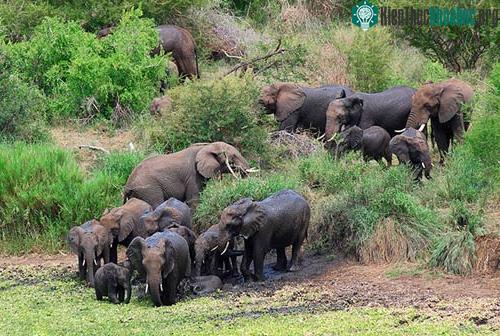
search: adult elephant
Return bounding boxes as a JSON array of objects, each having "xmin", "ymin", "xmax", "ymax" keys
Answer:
[
  {"xmin": 324, "ymin": 86, "xmax": 416, "ymax": 140},
  {"xmin": 389, "ymin": 128, "xmax": 432, "ymax": 181},
  {"xmin": 127, "ymin": 231, "xmax": 191, "ymax": 306},
  {"xmin": 259, "ymin": 83, "xmax": 353, "ymax": 133},
  {"xmin": 152, "ymin": 25, "xmax": 199, "ymax": 80},
  {"xmin": 405, "ymin": 79, "xmax": 473, "ymax": 162},
  {"xmin": 124, "ymin": 142, "xmax": 251, "ymax": 209},
  {"xmin": 219, "ymin": 190, "xmax": 310, "ymax": 281}
]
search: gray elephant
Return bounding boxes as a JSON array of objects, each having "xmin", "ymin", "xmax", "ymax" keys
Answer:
[
  {"xmin": 389, "ymin": 128, "xmax": 432, "ymax": 181},
  {"xmin": 330, "ymin": 126, "xmax": 392, "ymax": 165},
  {"xmin": 94, "ymin": 262, "xmax": 131, "ymax": 304},
  {"xmin": 127, "ymin": 231, "xmax": 191, "ymax": 306},
  {"xmin": 124, "ymin": 142, "xmax": 251, "ymax": 209},
  {"xmin": 259, "ymin": 83, "xmax": 353, "ymax": 133},
  {"xmin": 190, "ymin": 275, "xmax": 223, "ymax": 295},
  {"xmin": 100, "ymin": 198, "xmax": 153, "ymax": 263},
  {"xmin": 67, "ymin": 220, "xmax": 113, "ymax": 287},
  {"xmin": 324, "ymin": 86, "xmax": 416, "ymax": 140},
  {"xmin": 140, "ymin": 198, "xmax": 192, "ymax": 235},
  {"xmin": 168, "ymin": 224, "xmax": 198, "ymax": 269},
  {"xmin": 405, "ymin": 78, "xmax": 473, "ymax": 162},
  {"xmin": 219, "ymin": 190, "xmax": 310, "ymax": 281},
  {"xmin": 194, "ymin": 224, "xmax": 238, "ymax": 278}
]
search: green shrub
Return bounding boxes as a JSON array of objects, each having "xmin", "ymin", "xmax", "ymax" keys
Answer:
[
  {"xmin": 9, "ymin": 10, "xmax": 167, "ymax": 121},
  {"xmin": 138, "ymin": 73, "xmax": 268, "ymax": 157},
  {"xmin": 0, "ymin": 143, "xmax": 140, "ymax": 254},
  {"xmin": 429, "ymin": 231, "xmax": 476, "ymax": 275}
]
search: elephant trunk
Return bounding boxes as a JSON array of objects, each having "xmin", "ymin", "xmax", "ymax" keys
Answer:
[
  {"xmin": 84, "ymin": 251, "xmax": 96, "ymax": 287},
  {"xmin": 147, "ymin": 275, "xmax": 163, "ymax": 307},
  {"xmin": 124, "ymin": 278, "xmax": 132, "ymax": 304},
  {"xmin": 406, "ymin": 110, "xmax": 429, "ymax": 129}
]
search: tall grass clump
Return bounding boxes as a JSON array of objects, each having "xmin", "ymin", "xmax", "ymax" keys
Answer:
[
  {"xmin": 138, "ymin": 73, "xmax": 268, "ymax": 157},
  {"xmin": 0, "ymin": 144, "xmax": 140, "ymax": 254}
]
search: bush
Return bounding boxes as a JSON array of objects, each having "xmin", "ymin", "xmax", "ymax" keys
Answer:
[
  {"xmin": 0, "ymin": 143, "xmax": 140, "ymax": 254},
  {"xmin": 9, "ymin": 11, "xmax": 167, "ymax": 122},
  {"xmin": 137, "ymin": 73, "xmax": 268, "ymax": 157}
]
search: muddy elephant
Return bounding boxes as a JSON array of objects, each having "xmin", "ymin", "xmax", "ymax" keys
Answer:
[
  {"xmin": 331, "ymin": 125, "xmax": 392, "ymax": 164},
  {"xmin": 194, "ymin": 224, "xmax": 238, "ymax": 277},
  {"xmin": 168, "ymin": 224, "xmax": 197, "ymax": 269},
  {"xmin": 325, "ymin": 86, "xmax": 416, "ymax": 140},
  {"xmin": 140, "ymin": 198, "xmax": 192, "ymax": 235},
  {"xmin": 127, "ymin": 231, "xmax": 191, "ymax": 306},
  {"xmin": 152, "ymin": 25, "xmax": 199, "ymax": 80},
  {"xmin": 94, "ymin": 262, "xmax": 131, "ymax": 304},
  {"xmin": 190, "ymin": 275, "xmax": 223, "ymax": 295},
  {"xmin": 68, "ymin": 220, "xmax": 113, "ymax": 287},
  {"xmin": 389, "ymin": 128, "xmax": 432, "ymax": 181},
  {"xmin": 259, "ymin": 83, "xmax": 353, "ymax": 133},
  {"xmin": 99, "ymin": 198, "xmax": 153, "ymax": 263},
  {"xmin": 124, "ymin": 142, "xmax": 251, "ymax": 209},
  {"xmin": 405, "ymin": 79, "xmax": 473, "ymax": 162},
  {"xmin": 219, "ymin": 189, "xmax": 310, "ymax": 281}
]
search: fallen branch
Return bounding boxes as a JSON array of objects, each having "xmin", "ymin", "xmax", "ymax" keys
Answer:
[
  {"xmin": 223, "ymin": 39, "xmax": 285, "ymax": 77},
  {"xmin": 77, "ymin": 145, "xmax": 110, "ymax": 154}
]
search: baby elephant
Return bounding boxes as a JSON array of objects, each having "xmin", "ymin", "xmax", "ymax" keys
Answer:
[
  {"xmin": 140, "ymin": 198, "xmax": 192, "ymax": 234},
  {"xmin": 94, "ymin": 262, "xmax": 132, "ymax": 304},
  {"xmin": 190, "ymin": 275, "xmax": 223, "ymax": 295},
  {"xmin": 389, "ymin": 128, "xmax": 432, "ymax": 180},
  {"xmin": 331, "ymin": 126, "xmax": 391, "ymax": 165},
  {"xmin": 168, "ymin": 224, "xmax": 197, "ymax": 268}
]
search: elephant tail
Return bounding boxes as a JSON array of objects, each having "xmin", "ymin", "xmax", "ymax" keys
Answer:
[{"xmin": 195, "ymin": 48, "xmax": 200, "ymax": 79}]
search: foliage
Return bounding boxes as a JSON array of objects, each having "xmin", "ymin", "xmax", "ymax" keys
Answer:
[
  {"xmin": 137, "ymin": 73, "xmax": 268, "ymax": 157},
  {"xmin": 8, "ymin": 11, "xmax": 167, "ymax": 122},
  {"xmin": 429, "ymin": 230, "xmax": 476, "ymax": 275},
  {"xmin": 0, "ymin": 143, "xmax": 140, "ymax": 254}
]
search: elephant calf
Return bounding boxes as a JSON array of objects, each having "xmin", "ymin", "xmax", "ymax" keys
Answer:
[
  {"xmin": 219, "ymin": 189, "xmax": 310, "ymax": 281},
  {"xmin": 140, "ymin": 197, "xmax": 192, "ymax": 233},
  {"xmin": 190, "ymin": 275, "xmax": 223, "ymax": 295},
  {"xmin": 389, "ymin": 128, "xmax": 432, "ymax": 180},
  {"xmin": 67, "ymin": 220, "xmax": 113, "ymax": 287},
  {"xmin": 95, "ymin": 262, "xmax": 131, "ymax": 304},
  {"xmin": 331, "ymin": 125, "xmax": 392, "ymax": 165}
]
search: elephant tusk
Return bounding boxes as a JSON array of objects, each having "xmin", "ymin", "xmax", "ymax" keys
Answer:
[
  {"xmin": 210, "ymin": 246, "xmax": 218, "ymax": 252},
  {"xmin": 316, "ymin": 134, "xmax": 325, "ymax": 141},
  {"xmin": 421, "ymin": 162, "xmax": 426, "ymax": 169},
  {"xmin": 94, "ymin": 259, "xmax": 97, "ymax": 266},
  {"xmin": 221, "ymin": 241, "xmax": 230, "ymax": 255},
  {"xmin": 160, "ymin": 283, "xmax": 163, "ymax": 292},
  {"xmin": 82, "ymin": 259, "xmax": 86, "ymax": 266},
  {"xmin": 110, "ymin": 243, "xmax": 113, "ymax": 248},
  {"xmin": 395, "ymin": 128, "xmax": 406, "ymax": 133},
  {"xmin": 340, "ymin": 125, "xmax": 346, "ymax": 132},
  {"xmin": 225, "ymin": 155, "xmax": 239, "ymax": 179},
  {"xmin": 418, "ymin": 124, "xmax": 425, "ymax": 132},
  {"xmin": 245, "ymin": 168, "xmax": 260, "ymax": 173},
  {"xmin": 145, "ymin": 284, "xmax": 149, "ymax": 294}
]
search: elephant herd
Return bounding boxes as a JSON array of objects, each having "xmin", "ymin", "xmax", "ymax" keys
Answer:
[{"xmin": 65, "ymin": 25, "xmax": 474, "ymax": 307}]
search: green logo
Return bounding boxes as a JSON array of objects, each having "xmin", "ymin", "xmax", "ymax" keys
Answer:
[{"xmin": 352, "ymin": 1, "xmax": 378, "ymax": 30}]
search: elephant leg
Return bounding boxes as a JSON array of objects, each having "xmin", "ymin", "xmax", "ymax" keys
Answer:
[
  {"xmin": 241, "ymin": 248, "xmax": 253, "ymax": 280},
  {"xmin": 164, "ymin": 277, "xmax": 178, "ymax": 306},
  {"xmin": 273, "ymin": 247, "xmax": 287, "ymax": 272},
  {"xmin": 117, "ymin": 286, "xmax": 125, "ymax": 303},
  {"xmin": 185, "ymin": 182, "xmax": 201, "ymax": 211},
  {"xmin": 108, "ymin": 283, "xmax": 119, "ymax": 304},
  {"xmin": 95, "ymin": 286, "xmax": 103, "ymax": 301},
  {"xmin": 252, "ymin": 246, "xmax": 266, "ymax": 282},
  {"xmin": 449, "ymin": 114, "xmax": 465, "ymax": 144},
  {"xmin": 230, "ymin": 255, "xmax": 239, "ymax": 276},
  {"xmin": 109, "ymin": 243, "xmax": 118, "ymax": 264},
  {"xmin": 431, "ymin": 119, "xmax": 450, "ymax": 163},
  {"xmin": 289, "ymin": 243, "xmax": 301, "ymax": 272},
  {"xmin": 384, "ymin": 149, "xmax": 392, "ymax": 167},
  {"xmin": 279, "ymin": 112, "xmax": 299, "ymax": 133},
  {"xmin": 78, "ymin": 253, "xmax": 85, "ymax": 281}
]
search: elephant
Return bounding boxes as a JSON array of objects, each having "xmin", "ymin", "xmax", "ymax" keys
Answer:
[
  {"xmin": 140, "ymin": 198, "xmax": 192, "ymax": 236},
  {"xmin": 405, "ymin": 78, "xmax": 474, "ymax": 162},
  {"xmin": 99, "ymin": 198, "xmax": 153, "ymax": 263},
  {"xmin": 330, "ymin": 126, "xmax": 392, "ymax": 165},
  {"xmin": 324, "ymin": 86, "xmax": 417, "ymax": 140},
  {"xmin": 168, "ymin": 224, "xmax": 198, "ymax": 269},
  {"xmin": 67, "ymin": 220, "xmax": 113, "ymax": 287},
  {"xmin": 219, "ymin": 189, "xmax": 310, "ymax": 281},
  {"xmin": 152, "ymin": 25, "xmax": 199, "ymax": 80},
  {"xmin": 127, "ymin": 231, "xmax": 191, "ymax": 306},
  {"xmin": 190, "ymin": 275, "xmax": 223, "ymax": 295},
  {"xmin": 259, "ymin": 83, "xmax": 354, "ymax": 134},
  {"xmin": 194, "ymin": 224, "xmax": 238, "ymax": 278},
  {"xmin": 389, "ymin": 128, "xmax": 432, "ymax": 181},
  {"xmin": 124, "ymin": 142, "xmax": 251, "ymax": 209},
  {"xmin": 94, "ymin": 262, "xmax": 131, "ymax": 304}
]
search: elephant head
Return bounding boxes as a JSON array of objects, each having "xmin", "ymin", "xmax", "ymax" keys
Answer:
[
  {"xmin": 330, "ymin": 126, "xmax": 363, "ymax": 157},
  {"xmin": 259, "ymin": 83, "xmax": 306, "ymax": 121},
  {"xmin": 140, "ymin": 206, "xmax": 183, "ymax": 236},
  {"xmin": 193, "ymin": 224, "xmax": 232, "ymax": 276},
  {"xmin": 127, "ymin": 233, "xmax": 177, "ymax": 307},
  {"xmin": 67, "ymin": 220, "xmax": 112, "ymax": 287},
  {"xmin": 195, "ymin": 142, "xmax": 251, "ymax": 179},
  {"xmin": 389, "ymin": 130, "xmax": 432, "ymax": 180},
  {"xmin": 325, "ymin": 97, "xmax": 364, "ymax": 141},
  {"xmin": 406, "ymin": 78, "xmax": 474, "ymax": 129},
  {"xmin": 219, "ymin": 198, "xmax": 265, "ymax": 240},
  {"xmin": 100, "ymin": 207, "xmax": 135, "ymax": 242}
]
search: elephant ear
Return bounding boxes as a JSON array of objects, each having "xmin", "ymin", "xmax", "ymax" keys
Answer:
[
  {"xmin": 275, "ymin": 84, "xmax": 306, "ymax": 122},
  {"xmin": 343, "ymin": 126, "xmax": 362, "ymax": 150},
  {"xmin": 118, "ymin": 213, "xmax": 135, "ymax": 242},
  {"xmin": 67, "ymin": 227, "xmax": 83, "ymax": 254},
  {"xmin": 127, "ymin": 237, "xmax": 146, "ymax": 275},
  {"xmin": 162, "ymin": 239, "xmax": 175, "ymax": 278},
  {"xmin": 438, "ymin": 81, "xmax": 472, "ymax": 123},
  {"xmin": 336, "ymin": 89, "xmax": 346, "ymax": 99},
  {"xmin": 159, "ymin": 207, "xmax": 183, "ymax": 230},
  {"xmin": 240, "ymin": 202, "xmax": 266, "ymax": 239},
  {"xmin": 195, "ymin": 143, "xmax": 226, "ymax": 178}
]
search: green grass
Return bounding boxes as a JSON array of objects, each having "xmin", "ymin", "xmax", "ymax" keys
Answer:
[{"xmin": 0, "ymin": 266, "xmax": 495, "ymax": 336}]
